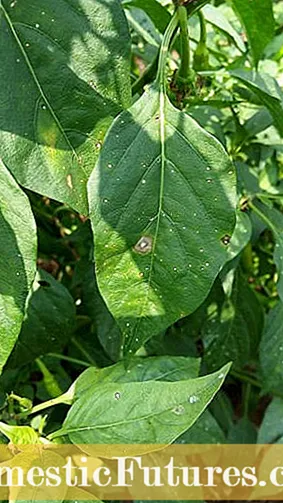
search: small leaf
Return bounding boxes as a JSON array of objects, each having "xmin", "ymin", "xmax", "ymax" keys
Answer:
[
  {"xmin": 203, "ymin": 4, "xmax": 245, "ymax": 52},
  {"xmin": 0, "ymin": 422, "xmax": 39, "ymax": 444},
  {"xmin": 0, "ymin": 0, "xmax": 131, "ymax": 213},
  {"xmin": 203, "ymin": 272, "xmax": 264, "ymax": 370},
  {"xmin": 260, "ymin": 301, "xmax": 283, "ymax": 393},
  {"xmin": 6, "ymin": 270, "xmax": 76, "ymax": 368},
  {"xmin": 231, "ymin": 70, "xmax": 283, "ymax": 137},
  {"xmin": 0, "ymin": 159, "xmax": 37, "ymax": 374},
  {"xmin": 58, "ymin": 363, "xmax": 230, "ymax": 445},
  {"xmin": 123, "ymin": 0, "xmax": 171, "ymax": 34},
  {"xmin": 88, "ymin": 84, "xmax": 236, "ymax": 356},
  {"xmin": 230, "ymin": 0, "xmax": 275, "ymax": 65}
]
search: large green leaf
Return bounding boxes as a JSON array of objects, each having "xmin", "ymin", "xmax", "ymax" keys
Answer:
[
  {"xmin": 203, "ymin": 272, "xmax": 264, "ymax": 370},
  {"xmin": 0, "ymin": 0, "xmax": 131, "ymax": 214},
  {"xmin": 230, "ymin": 0, "xmax": 275, "ymax": 65},
  {"xmin": 0, "ymin": 160, "xmax": 37, "ymax": 374},
  {"xmin": 231, "ymin": 70, "xmax": 283, "ymax": 137},
  {"xmin": 54, "ymin": 363, "xmax": 230, "ymax": 444},
  {"xmin": 6, "ymin": 270, "xmax": 76, "ymax": 369},
  {"xmin": 88, "ymin": 82, "xmax": 236, "ymax": 356},
  {"xmin": 260, "ymin": 301, "xmax": 283, "ymax": 393}
]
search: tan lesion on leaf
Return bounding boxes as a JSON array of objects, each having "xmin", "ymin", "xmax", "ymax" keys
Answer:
[{"xmin": 133, "ymin": 236, "xmax": 153, "ymax": 254}]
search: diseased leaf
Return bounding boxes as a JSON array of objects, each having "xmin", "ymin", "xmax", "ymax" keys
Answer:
[
  {"xmin": 88, "ymin": 83, "xmax": 236, "ymax": 356},
  {"xmin": 56, "ymin": 363, "xmax": 230, "ymax": 444},
  {"xmin": 0, "ymin": 160, "xmax": 37, "ymax": 374},
  {"xmin": 260, "ymin": 301, "xmax": 283, "ymax": 394},
  {"xmin": 230, "ymin": 0, "xmax": 275, "ymax": 65},
  {"xmin": 6, "ymin": 270, "xmax": 76, "ymax": 369},
  {"xmin": 0, "ymin": 0, "xmax": 131, "ymax": 214},
  {"xmin": 231, "ymin": 70, "xmax": 283, "ymax": 137},
  {"xmin": 203, "ymin": 272, "xmax": 264, "ymax": 370},
  {"xmin": 73, "ymin": 355, "xmax": 201, "ymax": 399},
  {"xmin": 202, "ymin": 4, "xmax": 245, "ymax": 52}
]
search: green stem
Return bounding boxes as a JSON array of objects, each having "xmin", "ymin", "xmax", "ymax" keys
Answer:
[
  {"xmin": 157, "ymin": 11, "xmax": 179, "ymax": 86},
  {"xmin": 177, "ymin": 6, "xmax": 190, "ymax": 81},
  {"xmin": 48, "ymin": 353, "xmax": 90, "ymax": 368},
  {"xmin": 27, "ymin": 391, "xmax": 73, "ymax": 416},
  {"xmin": 243, "ymin": 382, "xmax": 251, "ymax": 418},
  {"xmin": 198, "ymin": 10, "xmax": 207, "ymax": 45},
  {"xmin": 71, "ymin": 337, "xmax": 96, "ymax": 366},
  {"xmin": 231, "ymin": 369, "xmax": 261, "ymax": 389}
]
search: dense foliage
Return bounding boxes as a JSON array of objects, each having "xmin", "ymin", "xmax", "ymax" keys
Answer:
[{"xmin": 0, "ymin": 0, "xmax": 283, "ymax": 495}]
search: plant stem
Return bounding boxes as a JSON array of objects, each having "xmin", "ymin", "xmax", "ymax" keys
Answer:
[
  {"xmin": 231, "ymin": 369, "xmax": 261, "ymax": 389},
  {"xmin": 243, "ymin": 382, "xmax": 251, "ymax": 418},
  {"xmin": 27, "ymin": 391, "xmax": 72, "ymax": 416},
  {"xmin": 71, "ymin": 337, "xmax": 96, "ymax": 366},
  {"xmin": 198, "ymin": 10, "xmax": 207, "ymax": 45},
  {"xmin": 157, "ymin": 11, "xmax": 179, "ymax": 86},
  {"xmin": 48, "ymin": 353, "xmax": 90, "ymax": 368},
  {"xmin": 177, "ymin": 6, "xmax": 190, "ymax": 81}
]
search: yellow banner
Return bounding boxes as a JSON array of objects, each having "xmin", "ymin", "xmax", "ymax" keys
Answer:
[{"xmin": 1, "ymin": 444, "xmax": 283, "ymax": 500}]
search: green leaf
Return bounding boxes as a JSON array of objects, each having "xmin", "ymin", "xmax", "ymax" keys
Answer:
[
  {"xmin": 56, "ymin": 363, "xmax": 230, "ymax": 444},
  {"xmin": 74, "ymin": 259, "xmax": 122, "ymax": 362},
  {"xmin": 123, "ymin": 0, "xmax": 171, "ymax": 34},
  {"xmin": 258, "ymin": 398, "xmax": 283, "ymax": 444},
  {"xmin": 0, "ymin": 160, "xmax": 37, "ymax": 374},
  {"xmin": 251, "ymin": 201, "xmax": 283, "ymax": 300},
  {"xmin": 226, "ymin": 211, "xmax": 252, "ymax": 262},
  {"xmin": 260, "ymin": 301, "xmax": 283, "ymax": 393},
  {"xmin": 88, "ymin": 82, "xmax": 236, "ymax": 356},
  {"xmin": 227, "ymin": 417, "xmax": 257, "ymax": 444},
  {"xmin": 73, "ymin": 355, "xmax": 201, "ymax": 399},
  {"xmin": 0, "ymin": 0, "xmax": 131, "ymax": 214},
  {"xmin": 0, "ymin": 422, "xmax": 39, "ymax": 444},
  {"xmin": 203, "ymin": 272, "xmax": 264, "ymax": 370},
  {"xmin": 176, "ymin": 409, "xmax": 225, "ymax": 444},
  {"xmin": 202, "ymin": 4, "xmax": 245, "ymax": 52},
  {"xmin": 230, "ymin": 0, "xmax": 275, "ymax": 65},
  {"xmin": 231, "ymin": 70, "xmax": 283, "ymax": 137},
  {"xmin": 6, "ymin": 270, "xmax": 76, "ymax": 368}
]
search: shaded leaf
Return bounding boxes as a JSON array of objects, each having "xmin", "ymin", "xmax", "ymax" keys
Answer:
[
  {"xmin": 6, "ymin": 270, "xmax": 76, "ymax": 368},
  {"xmin": 0, "ymin": 160, "xmax": 37, "ymax": 374},
  {"xmin": 260, "ymin": 301, "xmax": 283, "ymax": 393},
  {"xmin": 176, "ymin": 409, "xmax": 225, "ymax": 444},
  {"xmin": 227, "ymin": 417, "xmax": 257, "ymax": 444},
  {"xmin": 57, "ymin": 363, "xmax": 230, "ymax": 444},
  {"xmin": 231, "ymin": 70, "xmax": 283, "ymax": 137},
  {"xmin": 230, "ymin": 0, "xmax": 274, "ymax": 64},
  {"xmin": 203, "ymin": 272, "xmax": 264, "ymax": 370},
  {"xmin": 258, "ymin": 398, "xmax": 283, "ymax": 444},
  {"xmin": 0, "ymin": 0, "xmax": 131, "ymax": 214},
  {"xmin": 123, "ymin": 0, "xmax": 170, "ymax": 34},
  {"xmin": 251, "ymin": 201, "xmax": 283, "ymax": 300},
  {"xmin": 88, "ymin": 83, "xmax": 236, "ymax": 356}
]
